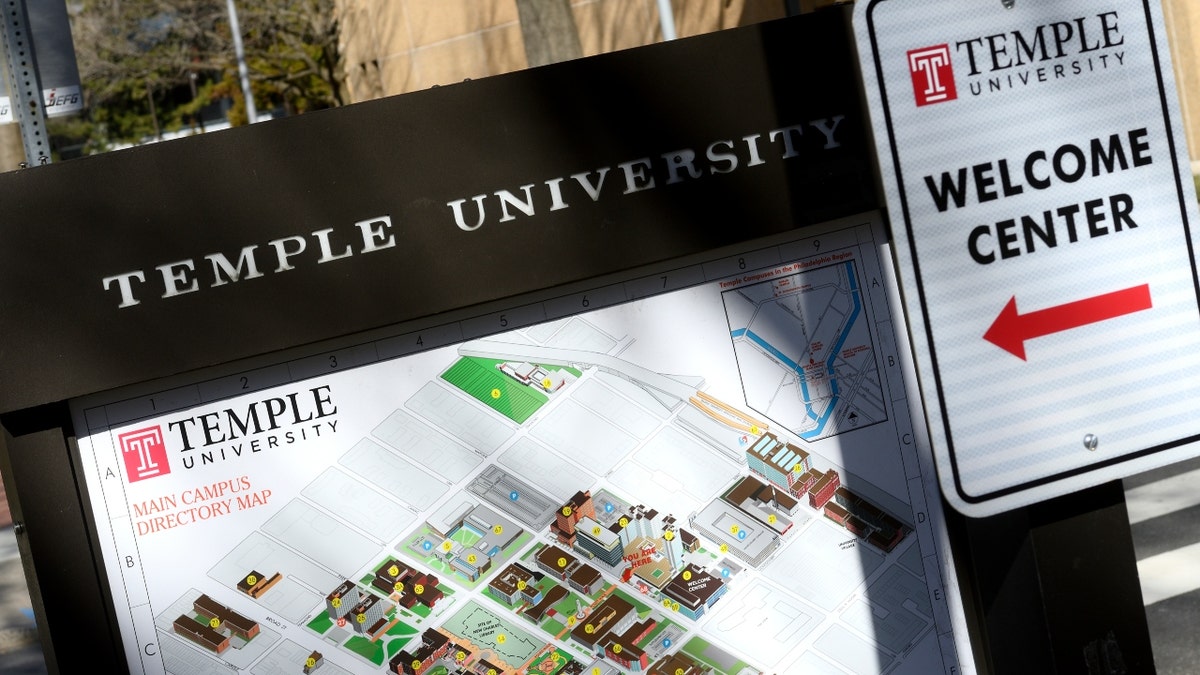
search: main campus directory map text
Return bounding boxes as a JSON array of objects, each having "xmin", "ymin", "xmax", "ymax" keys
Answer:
[{"xmin": 73, "ymin": 216, "xmax": 970, "ymax": 675}]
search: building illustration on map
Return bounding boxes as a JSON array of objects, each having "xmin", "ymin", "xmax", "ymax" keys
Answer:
[
  {"xmin": 77, "ymin": 229, "xmax": 961, "ymax": 675},
  {"xmin": 171, "ymin": 593, "xmax": 260, "ymax": 655}
]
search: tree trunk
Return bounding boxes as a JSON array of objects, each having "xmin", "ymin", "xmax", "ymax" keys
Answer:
[{"xmin": 515, "ymin": 0, "xmax": 583, "ymax": 68}]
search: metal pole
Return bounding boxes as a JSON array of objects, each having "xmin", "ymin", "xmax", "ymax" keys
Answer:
[
  {"xmin": 656, "ymin": 0, "xmax": 677, "ymax": 40},
  {"xmin": 225, "ymin": 0, "xmax": 258, "ymax": 124},
  {"xmin": 0, "ymin": 0, "xmax": 51, "ymax": 165}
]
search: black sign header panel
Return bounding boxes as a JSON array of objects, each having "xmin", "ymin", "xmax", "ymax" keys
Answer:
[{"xmin": 0, "ymin": 9, "xmax": 873, "ymax": 414}]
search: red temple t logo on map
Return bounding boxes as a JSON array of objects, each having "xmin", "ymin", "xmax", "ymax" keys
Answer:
[
  {"xmin": 119, "ymin": 427, "xmax": 170, "ymax": 482},
  {"xmin": 908, "ymin": 45, "xmax": 956, "ymax": 106}
]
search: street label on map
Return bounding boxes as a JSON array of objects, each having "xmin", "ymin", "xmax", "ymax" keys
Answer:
[
  {"xmin": 72, "ymin": 216, "xmax": 974, "ymax": 675},
  {"xmin": 855, "ymin": 0, "xmax": 1200, "ymax": 516}
]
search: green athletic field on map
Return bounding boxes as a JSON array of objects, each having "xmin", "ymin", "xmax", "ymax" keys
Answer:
[{"xmin": 442, "ymin": 357, "xmax": 580, "ymax": 423}]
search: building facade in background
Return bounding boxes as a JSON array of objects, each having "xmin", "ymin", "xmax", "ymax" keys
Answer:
[
  {"xmin": 332, "ymin": 0, "xmax": 788, "ymax": 103},
  {"xmin": 1164, "ymin": 0, "xmax": 1200, "ymax": 171},
  {"xmin": 331, "ymin": 0, "xmax": 1200, "ymax": 175}
]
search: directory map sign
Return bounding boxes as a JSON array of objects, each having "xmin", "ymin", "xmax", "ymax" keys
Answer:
[
  {"xmin": 855, "ymin": 0, "xmax": 1200, "ymax": 515},
  {"xmin": 73, "ymin": 215, "xmax": 973, "ymax": 675}
]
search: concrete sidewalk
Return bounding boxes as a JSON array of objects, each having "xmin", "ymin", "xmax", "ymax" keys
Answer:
[{"xmin": 0, "ymin": 526, "xmax": 48, "ymax": 674}]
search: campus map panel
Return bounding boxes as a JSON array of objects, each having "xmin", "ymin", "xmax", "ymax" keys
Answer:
[{"xmin": 72, "ymin": 216, "xmax": 971, "ymax": 675}]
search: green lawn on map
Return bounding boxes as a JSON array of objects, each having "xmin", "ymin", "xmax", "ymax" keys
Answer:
[
  {"xmin": 306, "ymin": 612, "xmax": 333, "ymax": 634},
  {"xmin": 344, "ymin": 634, "xmax": 385, "ymax": 665},
  {"xmin": 450, "ymin": 525, "xmax": 483, "ymax": 548},
  {"xmin": 384, "ymin": 636, "xmax": 412, "ymax": 658}
]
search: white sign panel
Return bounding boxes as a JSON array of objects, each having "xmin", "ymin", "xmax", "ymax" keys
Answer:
[
  {"xmin": 44, "ymin": 84, "xmax": 83, "ymax": 117},
  {"xmin": 855, "ymin": 0, "xmax": 1200, "ymax": 516},
  {"xmin": 0, "ymin": 88, "xmax": 82, "ymax": 125}
]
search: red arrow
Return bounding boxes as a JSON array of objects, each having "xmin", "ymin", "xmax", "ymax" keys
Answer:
[{"xmin": 984, "ymin": 284, "xmax": 1153, "ymax": 360}]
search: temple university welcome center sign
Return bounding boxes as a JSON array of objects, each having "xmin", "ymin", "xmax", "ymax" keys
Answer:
[{"xmin": 856, "ymin": 0, "xmax": 1200, "ymax": 516}]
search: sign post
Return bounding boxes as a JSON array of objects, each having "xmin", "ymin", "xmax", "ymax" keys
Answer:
[
  {"xmin": 0, "ymin": 0, "xmax": 51, "ymax": 165},
  {"xmin": 855, "ymin": 0, "xmax": 1200, "ymax": 517}
]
